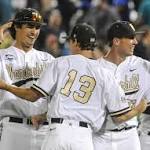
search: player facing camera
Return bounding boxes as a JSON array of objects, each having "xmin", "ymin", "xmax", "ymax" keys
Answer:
[
  {"xmin": 9, "ymin": 8, "xmax": 45, "ymax": 39},
  {"xmin": 67, "ymin": 23, "xmax": 97, "ymax": 51},
  {"xmin": 107, "ymin": 21, "xmax": 144, "ymax": 47}
]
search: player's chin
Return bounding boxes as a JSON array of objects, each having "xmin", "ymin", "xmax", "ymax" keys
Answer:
[
  {"xmin": 126, "ymin": 51, "xmax": 134, "ymax": 56},
  {"xmin": 129, "ymin": 49, "xmax": 134, "ymax": 55},
  {"xmin": 24, "ymin": 42, "xmax": 34, "ymax": 49}
]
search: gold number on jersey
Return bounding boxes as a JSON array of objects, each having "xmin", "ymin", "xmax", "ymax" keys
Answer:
[
  {"xmin": 60, "ymin": 70, "xmax": 77, "ymax": 96},
  {"xmin": 60, "ymin": 70, "xmax": 96, "ymax": 104}
]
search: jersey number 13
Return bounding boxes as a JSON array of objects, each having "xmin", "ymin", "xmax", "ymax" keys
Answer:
[{"xmin": 60, "ymin": 69, "xmax": 96, "ymax": 104}]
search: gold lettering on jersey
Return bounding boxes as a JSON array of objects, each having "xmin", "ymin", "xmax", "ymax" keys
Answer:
[
  {"xmin": 6, "ymin": 63, "xmax": 47, "ymax": 80},
  {"xmin": 120, "ymin": 74, "xmax": 139, "ymax": 94}
]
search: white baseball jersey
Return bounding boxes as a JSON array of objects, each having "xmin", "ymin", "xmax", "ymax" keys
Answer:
[
  {"xmin": 31, "ymin": 54, "xmax": 131, "ymax": 132},
  {"xmin": 0, "ymin": 46, "xmax": 55, "ymax": 119},
  {"xmin": 98, "ymin": 56, "xmax": 150, "ymax": 130}
]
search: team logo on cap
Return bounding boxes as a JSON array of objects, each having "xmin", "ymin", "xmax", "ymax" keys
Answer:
[
  {"xmin": 90, "ymin": 38, "xmax": 96, "ymax": 42},
  {"xmin": 129, "ymin": 23, "xmax": 135, "ymax": 31},
  {"xmin": 31, "ymin": 12, "xmax": 42, "ymax": 22}
]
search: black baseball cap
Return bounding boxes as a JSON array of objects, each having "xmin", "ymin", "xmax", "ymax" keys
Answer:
[
  {"xmin": 67, "ymin": 23, "xmax": 96, "ymax": 47},
  {"xmin": 12, "ymin": 8, "xmax": 44, "ymax": 25},
  {"xmin": 107, "ymin": 21, "xmax": 143, "ymax": 42}
]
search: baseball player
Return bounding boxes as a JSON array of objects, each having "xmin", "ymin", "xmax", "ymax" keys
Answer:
[
  {"xmin": 0, "ymin": 8, "xmax": 55, "ymax": 150},
  {"xmin": 93, "ymin": 21, "xmax": 150, "ymax": 150},
  {"xmin": 0, "ymin": 23, "xmax": 147, "ymax": 150}
]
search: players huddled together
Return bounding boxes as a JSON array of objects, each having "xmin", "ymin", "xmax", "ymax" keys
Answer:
[{"xmin": 0, "ymin": 7, "xmax": 149, "ymax": 150}]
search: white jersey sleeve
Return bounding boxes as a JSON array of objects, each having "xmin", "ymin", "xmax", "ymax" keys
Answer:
[{"xmin": 32, "ymin": 60, "xmax": 57, "ymax": 96}]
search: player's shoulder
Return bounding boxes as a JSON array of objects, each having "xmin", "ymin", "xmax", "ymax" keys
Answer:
[
  {"xmin": 97, "ymin": 57, "xmax": 113, "ymax": 67},
  {"xmin": 32, "ymin": 48, "xmax": 55, "ymax": 60},
  {"xmin": 52, "ymin": 54, "xmax": 92, "ymax": 63},
  {"xmin": 125, "ymin": 55, "xmax": 145, "ymax": 64},
  {"xmin": 93, "ymin": 59, "xmax": 114, "ymax": 80},
  {"xmin": 0, "ymin": 46, "xmax": 16, "ymax": 61},
  {"xmin": 49, "ymin": 55, "xmax": 84, "ymax": 67},
  {"xmin": 45, "ymin": 55, "xmax": 69, "ymax": 67},
  {"xmin": 0, "ymin": 46, "xmax": 14, "ymax": 55},
  {"xmin": 126, "ymin": 55, "xmax": 150, "ymax": 71},
  {"xmin": 50, "ymin": 54, "xmax": 102, "ymax": 70}
]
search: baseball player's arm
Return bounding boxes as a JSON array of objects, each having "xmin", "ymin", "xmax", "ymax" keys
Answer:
[
  {"xmin": 0, "ymin": 60, "xmax": 56, "ymax": 101},
  {"xmin": 0, "ymin": 22, "xmax": 12, "ymax": 44},
  {"xmin": 112, "ymin": 98, "xmax": 147, "ymax": 124},
  {"xmin": 105, "ymin": 72, "xmax": 147, "ymax": 124},
  {"xmin": 0, "ymin": 79, "xmax": 43, "ymax": 102},
  {"xmin": 141, "ymin": 85, "xmax": 150, "ymax": 114}
]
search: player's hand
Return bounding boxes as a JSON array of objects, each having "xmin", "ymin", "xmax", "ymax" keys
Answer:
[
  {"xmin": 0, "ymin": 79, "xmax": 8, "ymax": 90},
  {"xmin": 31, "ymin": 113, "xmax": 47, "ymax": 129},
  {"xmin": 135, "ymin": 99, "xmax": 148, "ymax": 113},
  {"xmin": 0, "ymin": 22, "xmax": 12, "ymax": 44}
]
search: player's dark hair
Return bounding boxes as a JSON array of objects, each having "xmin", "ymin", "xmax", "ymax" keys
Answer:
[
  {"xmin": 71, "ymin": 37, "xmax": 97, "ymax": 51},
  {"xmin": 9, "ymin": 23, "xmax": 23, "ymax": 40}
]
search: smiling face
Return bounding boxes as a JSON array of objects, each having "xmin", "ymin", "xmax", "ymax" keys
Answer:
[
  {"xmin": 15, "ymin": 23, "xmax": 41, "ymax": 51},
  {"xmin": 114, "ymin": 37, "xmax": 138, "ymax": 57}
]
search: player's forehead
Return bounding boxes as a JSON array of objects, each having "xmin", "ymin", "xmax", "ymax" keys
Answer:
[
  {"xmin": 117, "ymin": 37, "xmax": 136, "ymax": 43},
  {"xmin": 20, "ymin": 22, "xmax": 41, "ymax": 29}
]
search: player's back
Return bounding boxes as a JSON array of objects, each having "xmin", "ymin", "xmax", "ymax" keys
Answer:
[{"xmin": 39, "ymin": 54, "xmax": 129, "ymax": 132}]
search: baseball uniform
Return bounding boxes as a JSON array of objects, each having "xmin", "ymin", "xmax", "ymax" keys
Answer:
[
  {"xmin": 0, "ymin": 46, "xmax": 54, "ymax": 150},
  {"xmin": 30, "ymin": 54, "xmax": 131, "ymax": 150},
  {"xmin": 93, "ymin": 55, "xmax": 150, "ymax": 150}
]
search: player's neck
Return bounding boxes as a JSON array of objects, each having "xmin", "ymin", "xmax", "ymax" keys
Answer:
[
  {"xmin": 14, "ymin": 42, "xmax": 33, "ymax": 52},
  {"xmin": 80, "ymin": 50, "xmax": 95, "ymax": 59},
  {"xmin": 104, "ymin": 48, "xmax": 126, "ymax": 65}
]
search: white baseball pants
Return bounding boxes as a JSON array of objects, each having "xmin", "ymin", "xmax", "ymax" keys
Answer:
[
  {"xmin": 93, "ymin": 127, "xmax": 141, "ymax": 150},
  {"xmin": 0, "ymin": 120, "xmax": 49, "ymax": 150},
  {"xmin": 41, "ymin": 120, "xmax": 94, "ymax": 150}
]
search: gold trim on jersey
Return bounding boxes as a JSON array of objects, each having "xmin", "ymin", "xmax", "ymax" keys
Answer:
[
  {"xmin": 110, "ymin": 107, "xmax": 131, "ymax": 117},
  {"xmin": 120, "ymin": 74, "xmax": 139, "ymax": 95},
  {"xmin": 6, "ymin": 63, "xmax": 47, "ymax": 80},
  {"xmin": 31, "ymin": 84, "xmax": 49, "ymax": 97}
]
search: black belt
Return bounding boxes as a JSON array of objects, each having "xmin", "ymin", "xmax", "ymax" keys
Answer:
[
  {"xmin": 147, "ymin": 132, "xmax": 150, "ymax": 136},
  {"xmin": 51, "ymin": 118, "xmax": 88, "ymax": 128},
  {"xmin": 109, "ymin": 125, "xmax": 136, "ymax": 132},
  {"xmin": 9, "ymin": 117, "xmax": 49, "ymax": 125}
]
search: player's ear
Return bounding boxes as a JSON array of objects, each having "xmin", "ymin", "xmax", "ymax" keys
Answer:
[
  {"xmin": 74, "ymin": 39, "xmax": 79, "ymax": 47},
  {"xmin": 14, "ymin": 25, "xmax": 18, "ymax": 31},
  {"xmin": 113, "ymin": 38, "xmax": 120, "ymax": 46},
  {"xmin": 14, "ymin": 24, "xmax": 22, "ymax": 31}
]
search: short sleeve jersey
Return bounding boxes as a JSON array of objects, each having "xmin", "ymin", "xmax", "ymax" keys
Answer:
[{"xmin": 32, "ymin": 54, "xmax": 130, "ymax": 132}]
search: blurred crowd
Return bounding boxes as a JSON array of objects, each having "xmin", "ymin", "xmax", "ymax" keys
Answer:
[{"xmin": 1, "ymin": 0, "xmax": 150, "ymax": 60}]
